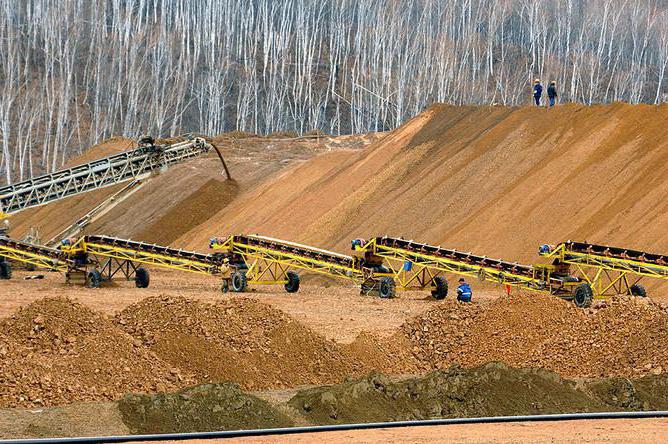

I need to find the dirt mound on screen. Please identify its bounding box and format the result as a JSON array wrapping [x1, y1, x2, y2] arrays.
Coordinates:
[[9, 133, 378, 248], [289, 363, 607, 424], [174, 103, 668, 295], [134, 178, 241, 244], [585, 375, 668, 411], [118, 383, 293, 434], [345, 331, 421, 376], [402, 292, 668, 378], [116, 296, 368, 390], [0, 297, 191, 408]]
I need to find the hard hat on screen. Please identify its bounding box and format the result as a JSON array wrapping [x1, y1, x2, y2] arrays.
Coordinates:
[[551, 80, 556, 85], [534, 79, 540, 83]]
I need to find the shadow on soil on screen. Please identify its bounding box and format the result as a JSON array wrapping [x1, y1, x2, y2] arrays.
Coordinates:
[[118, 362, 668, 433]]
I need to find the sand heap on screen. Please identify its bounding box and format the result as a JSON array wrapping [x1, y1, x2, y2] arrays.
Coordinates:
[[401, 292, 668, 378], [9, 132, 379, 246], [0, 297, 192, 408], [115, 296, 368, 390], [172, 103, 668, 273]]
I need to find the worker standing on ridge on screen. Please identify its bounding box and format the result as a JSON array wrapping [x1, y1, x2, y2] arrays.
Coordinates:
[[547, 81, 558, 107], [457, 278, 472, 302], [532, 79, 543, 106]]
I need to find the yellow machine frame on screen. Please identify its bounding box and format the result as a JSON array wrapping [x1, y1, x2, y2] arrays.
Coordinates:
[[0, 243, 71, 272], [61, 238, 221, 276], [211, 235, 361, 286], [355, 238, 574, 296], [541, 243, 668, 297]]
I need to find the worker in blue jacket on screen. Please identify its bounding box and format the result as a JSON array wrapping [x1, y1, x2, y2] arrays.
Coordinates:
[[457, 278, 472, 302], [533, 79, 543, 106]]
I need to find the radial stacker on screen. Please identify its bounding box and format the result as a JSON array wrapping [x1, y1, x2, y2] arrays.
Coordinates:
[[1, 231, 665, 308], [539, 241, 668, 305], [0, 235, 228, 287], [349, 237, 668, 307], [208, 235, 579, 302], [209, 234, 365, 293], [0, 136, 228, 221], [0, 134, 230, 273]]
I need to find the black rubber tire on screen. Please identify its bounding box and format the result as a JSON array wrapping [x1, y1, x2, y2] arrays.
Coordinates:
[[0, 261, 12, 280], [378, 277, 396, 299], [574, 283, 593, 308], [231, 270, 247, 293], [86, 270, 102, 288], [431, 276, 448, 300], [221, 279, 230, 293], [630, 283, 647, 297], [285, 271, 300, 293], [135, 267, 150, 288]]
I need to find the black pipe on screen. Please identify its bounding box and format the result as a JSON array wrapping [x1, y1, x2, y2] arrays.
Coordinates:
[[3, 411, 668, 444]]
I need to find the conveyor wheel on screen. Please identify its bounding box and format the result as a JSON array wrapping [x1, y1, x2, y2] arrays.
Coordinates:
[[285, 271, 300, 293], [0, 261, 12, 279], [86, 270, 102, 288], [379, 277, 396, 299], [221, 279, 229, 293], [574, 283, 593, 308], [135, 267, 150, 288], [431, 276, 448, 300], [231, 270, 247, 292], [630, 283, 647, 297]]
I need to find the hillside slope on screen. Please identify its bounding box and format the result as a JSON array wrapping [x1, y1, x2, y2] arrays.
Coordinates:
[[178, 103, 668, 265], [9, 134, 380, 245]]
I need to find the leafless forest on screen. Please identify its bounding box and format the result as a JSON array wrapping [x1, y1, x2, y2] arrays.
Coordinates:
[[0, 0, 666, 183]]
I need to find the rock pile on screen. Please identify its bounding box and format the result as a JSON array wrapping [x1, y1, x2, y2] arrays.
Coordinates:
[[402, 292, 668, 378], [115, 296, 368, 390], [0, 297, 191, 408]]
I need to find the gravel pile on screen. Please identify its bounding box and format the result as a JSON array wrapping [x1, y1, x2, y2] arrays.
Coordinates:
[[402, 292, 668, 378], [0, 297, 192, 408]]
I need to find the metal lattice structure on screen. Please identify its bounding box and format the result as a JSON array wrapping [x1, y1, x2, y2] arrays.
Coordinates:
[[0, 234, 227, 287], [355, 236, 574, 295], [0, 138, 213, 217], [540, 241, 668, 297], [60, 235, 226, 277], [0, 237, 72, 272], [210, 235, 361, 289]]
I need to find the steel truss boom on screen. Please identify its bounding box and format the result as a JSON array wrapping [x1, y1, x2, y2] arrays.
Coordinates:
[[543, 241, 668, 279], [540, 240, 668, 297], [61, 235, 225, 276], [359, 236, 572, 295], [0, 137, 213, 216], [0, 234, 227, 288], [210, 235, 361, 286], [0, 236, 72, 272]]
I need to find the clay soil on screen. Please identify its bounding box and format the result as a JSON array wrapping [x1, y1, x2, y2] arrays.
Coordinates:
[[2, 104, 667, 441], [2, 271, 668, 410]]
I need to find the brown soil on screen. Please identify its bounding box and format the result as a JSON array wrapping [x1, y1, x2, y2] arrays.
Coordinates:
[[171, 103, 668, 294], [115, 296, 369, 391], [118, 383, 293, 434], [401, 291, 668, 378], [8, 132, 381, 247], [0, 297, 192, 408], [220, 418, 668, 444]]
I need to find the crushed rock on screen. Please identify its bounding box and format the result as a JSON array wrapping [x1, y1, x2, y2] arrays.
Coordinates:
[[401, 291, 668, 378]]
